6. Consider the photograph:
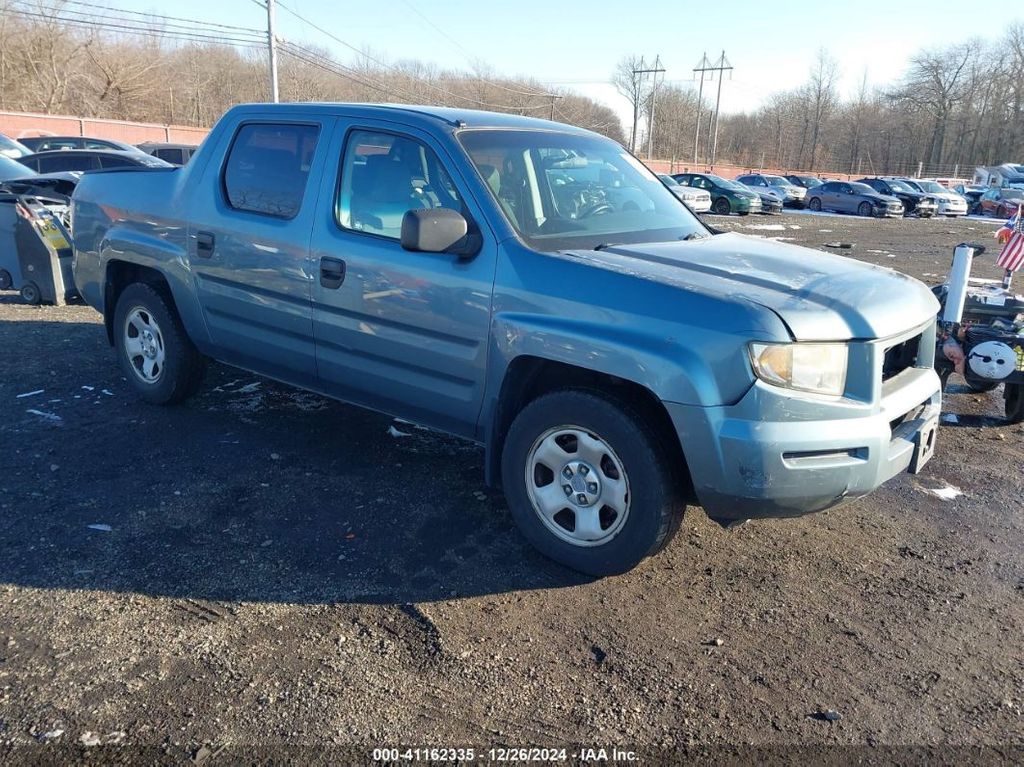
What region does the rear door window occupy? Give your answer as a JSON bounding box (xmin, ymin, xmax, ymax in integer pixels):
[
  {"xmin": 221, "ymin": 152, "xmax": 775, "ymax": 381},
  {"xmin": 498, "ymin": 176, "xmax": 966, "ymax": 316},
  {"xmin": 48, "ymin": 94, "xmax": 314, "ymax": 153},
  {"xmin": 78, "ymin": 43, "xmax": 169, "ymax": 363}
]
[
  {"xmin": 39, "ymin": 154, "xmax": 96, "ymax": 172},
  {"xmin": 223, "ymin": 123, "xmax": 320, "ymax": 218},
  {"xmin": 156, "ymin": 148, "xmax": 184, "ymax": 164},
  {"xmin": 98, "ymin": 155, "xmax": 133, "ymax": 168}
]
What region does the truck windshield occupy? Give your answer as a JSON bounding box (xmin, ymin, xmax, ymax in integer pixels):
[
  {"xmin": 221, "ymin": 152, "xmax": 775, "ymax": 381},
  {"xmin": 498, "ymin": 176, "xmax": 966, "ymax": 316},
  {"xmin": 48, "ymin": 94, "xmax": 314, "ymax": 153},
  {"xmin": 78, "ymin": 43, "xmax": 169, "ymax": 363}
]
[{"xmin": 458, "ymin": 129, "xmax": 707, "ymax": 250}]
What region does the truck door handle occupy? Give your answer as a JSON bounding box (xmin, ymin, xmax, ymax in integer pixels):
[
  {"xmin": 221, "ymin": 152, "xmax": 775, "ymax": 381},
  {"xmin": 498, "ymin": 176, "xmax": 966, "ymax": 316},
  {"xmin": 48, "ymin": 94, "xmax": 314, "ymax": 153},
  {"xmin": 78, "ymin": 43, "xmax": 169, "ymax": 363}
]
[
  {"xmin": 320, "ymin": 257, "xmax": 346, "ymax": 289},
  {"xmin": 196, "ymin": 231, "xmax": 215, "ymax": 258}
]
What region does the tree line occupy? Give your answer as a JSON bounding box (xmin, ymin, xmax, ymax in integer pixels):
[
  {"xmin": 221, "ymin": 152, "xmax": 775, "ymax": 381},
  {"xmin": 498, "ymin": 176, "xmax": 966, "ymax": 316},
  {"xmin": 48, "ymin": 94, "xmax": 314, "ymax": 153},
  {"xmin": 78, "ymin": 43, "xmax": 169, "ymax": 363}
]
[
  {"xmin": 621, "ymin": 26, "xmax": 1024, "ymax": 178},
  {"xmin": 0, "ymin": 1, "xmax": 625, "ymax": 144}
]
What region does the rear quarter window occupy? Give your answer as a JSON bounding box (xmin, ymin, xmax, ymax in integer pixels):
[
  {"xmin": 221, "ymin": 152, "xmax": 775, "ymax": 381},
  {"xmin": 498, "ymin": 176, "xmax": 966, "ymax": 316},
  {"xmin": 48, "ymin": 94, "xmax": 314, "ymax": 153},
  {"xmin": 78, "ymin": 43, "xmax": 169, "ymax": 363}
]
[{"xmin": 223, "ymin": 122, "xmax": 320, "ymax": 218}]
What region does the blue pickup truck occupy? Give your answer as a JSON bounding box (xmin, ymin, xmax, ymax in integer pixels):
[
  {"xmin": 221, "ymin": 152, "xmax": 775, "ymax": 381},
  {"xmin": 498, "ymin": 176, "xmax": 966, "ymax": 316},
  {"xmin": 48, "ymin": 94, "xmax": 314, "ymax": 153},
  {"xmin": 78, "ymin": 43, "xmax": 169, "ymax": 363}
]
[{"xmin": 71, "ymin": 103, "xmax": 942, "ymax": 576}]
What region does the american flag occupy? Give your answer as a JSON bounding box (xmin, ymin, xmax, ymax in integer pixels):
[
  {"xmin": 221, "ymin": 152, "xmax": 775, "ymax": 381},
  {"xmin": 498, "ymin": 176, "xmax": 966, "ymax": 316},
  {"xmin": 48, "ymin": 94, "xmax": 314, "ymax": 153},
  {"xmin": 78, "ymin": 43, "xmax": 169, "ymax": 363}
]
[{"xmin": 996, "ymin": 204, "xmax": 1024, "ymax": 271}]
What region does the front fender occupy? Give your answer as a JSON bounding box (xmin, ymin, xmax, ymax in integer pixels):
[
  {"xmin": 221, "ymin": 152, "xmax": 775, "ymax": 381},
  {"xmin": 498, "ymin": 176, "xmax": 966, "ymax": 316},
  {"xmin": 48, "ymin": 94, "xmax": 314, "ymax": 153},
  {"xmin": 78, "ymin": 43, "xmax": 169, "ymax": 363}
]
[{"xmin": 489, "ymin": 311, "xmax": 735, "ymax": 407}]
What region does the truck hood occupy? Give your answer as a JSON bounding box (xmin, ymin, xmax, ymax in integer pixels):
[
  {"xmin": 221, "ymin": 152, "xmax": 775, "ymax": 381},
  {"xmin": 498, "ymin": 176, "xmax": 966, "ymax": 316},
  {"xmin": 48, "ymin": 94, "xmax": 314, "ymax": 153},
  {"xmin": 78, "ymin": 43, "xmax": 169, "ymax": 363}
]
[{"xmin": 562, "ymin": 232, "xmax": 938, "ymax": 341}]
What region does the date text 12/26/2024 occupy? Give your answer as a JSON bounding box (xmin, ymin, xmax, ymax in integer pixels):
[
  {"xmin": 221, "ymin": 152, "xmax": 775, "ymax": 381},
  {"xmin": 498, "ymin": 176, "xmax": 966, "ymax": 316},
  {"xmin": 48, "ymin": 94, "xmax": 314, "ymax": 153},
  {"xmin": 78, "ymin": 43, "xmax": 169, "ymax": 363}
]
[{"xmin": 371, "ymin": 747, "xmax": 639, "ymax": 762}]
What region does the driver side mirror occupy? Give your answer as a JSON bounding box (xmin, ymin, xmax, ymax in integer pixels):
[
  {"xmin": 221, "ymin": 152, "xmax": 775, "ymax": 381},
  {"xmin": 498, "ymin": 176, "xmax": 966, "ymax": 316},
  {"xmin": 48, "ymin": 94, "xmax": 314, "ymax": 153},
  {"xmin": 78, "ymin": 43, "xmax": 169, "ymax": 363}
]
[{"xmin": 401, "ymin": 208, "xmax": 480, "ymax": 258}]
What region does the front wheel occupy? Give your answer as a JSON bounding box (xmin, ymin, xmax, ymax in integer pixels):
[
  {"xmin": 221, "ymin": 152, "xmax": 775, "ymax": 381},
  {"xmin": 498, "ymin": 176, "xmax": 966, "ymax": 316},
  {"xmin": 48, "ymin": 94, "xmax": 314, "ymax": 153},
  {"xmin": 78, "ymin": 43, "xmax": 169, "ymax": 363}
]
[
  {"xmin": 113, "ymin": 283, "xmax": 205, "ymax": 405},
  {"xmin": 712, "ymin": 197, "xmax": 731, "ymax": 215},
  {"xmin": 19, "ymin": 281, "xmax": 40, "ymax": 305},
  {"xmin": 501, "ymin": 390, "xmax": 683, "ymax": 576},
  {"xmin": 858, "ymin": 201, "xmax": 874, "ymax": 217},
  {"xmin": 808, "ymin": 197, "xmax": 822, "ymax": 212}
]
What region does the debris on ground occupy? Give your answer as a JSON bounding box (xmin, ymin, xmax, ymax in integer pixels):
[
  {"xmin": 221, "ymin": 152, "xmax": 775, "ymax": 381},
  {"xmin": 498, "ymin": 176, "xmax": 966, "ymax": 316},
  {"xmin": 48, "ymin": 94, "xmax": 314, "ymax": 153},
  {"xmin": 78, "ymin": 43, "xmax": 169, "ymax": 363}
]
[
  {"xmin": 86, "ymin": 524, "xmax": 112, "ymax": 532},
  {"xmin": 388, "ymin": 425, "xmax": 411, "ymax": 438},
  {"xmin": 823, "ymin": 242, "xmax": 854, "ymax": 249}
]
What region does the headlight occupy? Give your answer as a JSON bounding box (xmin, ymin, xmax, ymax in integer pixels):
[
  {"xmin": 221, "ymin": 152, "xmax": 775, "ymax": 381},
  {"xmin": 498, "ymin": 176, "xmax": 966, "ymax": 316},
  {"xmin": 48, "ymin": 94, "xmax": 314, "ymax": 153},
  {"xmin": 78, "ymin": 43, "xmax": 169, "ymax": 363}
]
[{"xmin": 748, "ymin": 342, "xmax": 848, "ymax": 396}]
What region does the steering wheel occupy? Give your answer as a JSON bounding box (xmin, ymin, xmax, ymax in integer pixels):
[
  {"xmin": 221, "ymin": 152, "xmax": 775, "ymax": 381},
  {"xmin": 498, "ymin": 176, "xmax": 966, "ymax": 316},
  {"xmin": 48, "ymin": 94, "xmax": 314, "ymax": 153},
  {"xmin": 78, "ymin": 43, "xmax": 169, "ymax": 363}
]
[{"xmin": 578, "ymin": 201, "xmax": 616, "ymax": 218}]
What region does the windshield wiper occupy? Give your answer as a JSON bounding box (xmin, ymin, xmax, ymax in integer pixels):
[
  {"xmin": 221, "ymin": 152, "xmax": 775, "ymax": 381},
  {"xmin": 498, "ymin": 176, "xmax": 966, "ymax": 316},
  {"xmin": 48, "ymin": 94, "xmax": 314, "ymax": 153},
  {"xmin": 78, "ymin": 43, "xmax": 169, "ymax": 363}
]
[
  {"xmin": 593, "ymin": 242, "xmax": 621, "ymax": 251},
  {"xmin": 681, "ymin": 231, "xmax": 709, "ymax": 241}
]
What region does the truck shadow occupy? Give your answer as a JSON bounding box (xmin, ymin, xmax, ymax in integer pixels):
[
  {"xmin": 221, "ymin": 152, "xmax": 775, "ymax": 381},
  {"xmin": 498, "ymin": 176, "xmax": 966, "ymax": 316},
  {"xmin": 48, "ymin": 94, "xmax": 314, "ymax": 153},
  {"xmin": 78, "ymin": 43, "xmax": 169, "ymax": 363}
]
[{"xmin": 0, "ymin": 316, "xmax": 591, "ymax": 605}]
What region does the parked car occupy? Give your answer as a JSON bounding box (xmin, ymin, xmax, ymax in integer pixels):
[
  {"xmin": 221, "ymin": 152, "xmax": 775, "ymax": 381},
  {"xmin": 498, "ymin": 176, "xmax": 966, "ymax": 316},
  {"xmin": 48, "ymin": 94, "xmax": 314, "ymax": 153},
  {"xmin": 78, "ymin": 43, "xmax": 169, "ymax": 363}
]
[
  {"xmin": 735, "ymin": 173, "xmax": 807, "ymax": 207},
  {"xmin": 899, "ymin": 179, "xmax": 968, "ymax": 217},
  {"xmin": 976, "ymin": 186, "xmax": 1024, "ymax": 218},
  {"xmin": 656, "ymin": 173, "xmax": 712, "ymax": 212},
  {"xmin": 0, "ymin": 133, "xmax": 30, "ymax": 159},
  {"xmin": 136, "ymin": 142, "xmax": 199, "ymax": 166},
  {"xmin": 806, "ymin": 181, "xmax": 904, "ymax": 217},
  {"xmin": 856, "ymin": 177, "xmax": 937, "ymax": 217},
  {"xmin": 784, "ymin": 174, "xmax": 824, "ymax": 191},
  {"xmin": 672, "ymin": 172, "xmax": 762, "ymax": 215},
  {"xmin": 17, "ymin": 149, "xmax": 173, "ymax": 174},
  {"xmin": 739, "ymin": 183, "xmax": 784, "ymax": 214},
  {"xmin": 0, "ymin": 155, "xmax": 79, "ymax": 200},
  {"xmin": 18, "ymin": 135, "xmax": 146, "ymax": 154},
  {"xmin": 954, "ymin": 184, "xmax": 986, "ymax": 214},
  {"xmin": 71, "ymin": 102, "xmax": 942, "ymax": 576}
]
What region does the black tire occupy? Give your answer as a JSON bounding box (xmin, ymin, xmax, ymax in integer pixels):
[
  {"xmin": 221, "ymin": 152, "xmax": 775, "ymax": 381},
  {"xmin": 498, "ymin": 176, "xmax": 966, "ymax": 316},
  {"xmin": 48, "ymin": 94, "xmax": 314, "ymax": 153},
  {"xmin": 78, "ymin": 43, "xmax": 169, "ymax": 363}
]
[
  {"xmin": 713, "ymin": 197, "xmax": 731, "ymax": 215},
  {"xmin": 113, "ymin": 282, "xmax": 205, "ymax": 405},
  {"xmin": 501, "ymin": 390, "xmax": 684, "ymax": 577},
  {"xmin": 858, "ymin": 201, "xmax": 873, "ymax": 217},
  {"xmin": 0, "ymin": 269, "xmax": 11, "ymax": 290},
  {"xmin": 19, "ymin": 281, "xmax": 40, "ymax": 305},
  {"xmin": 1005, "ymin": 385, "xmax": 1024, "ymax": 424},
  {"xmin": 808, "ymin": 197, "xmax": 822, "ymax": 212},
  {"xmin": 965, "ymin": 378, "xmax": 999, "ymax": 393}
]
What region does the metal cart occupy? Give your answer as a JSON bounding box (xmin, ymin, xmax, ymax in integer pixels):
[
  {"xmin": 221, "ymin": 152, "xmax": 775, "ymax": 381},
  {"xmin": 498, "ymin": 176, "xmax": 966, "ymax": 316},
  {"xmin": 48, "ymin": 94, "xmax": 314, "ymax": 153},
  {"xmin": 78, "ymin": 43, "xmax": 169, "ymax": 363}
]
[
  {"xmin": 0, "ymin": 192, "xmax": 76, "ymax": 305},
  {"xmin": 933, "ymin": 243, "xmax": 1024, "ymax": 423}
]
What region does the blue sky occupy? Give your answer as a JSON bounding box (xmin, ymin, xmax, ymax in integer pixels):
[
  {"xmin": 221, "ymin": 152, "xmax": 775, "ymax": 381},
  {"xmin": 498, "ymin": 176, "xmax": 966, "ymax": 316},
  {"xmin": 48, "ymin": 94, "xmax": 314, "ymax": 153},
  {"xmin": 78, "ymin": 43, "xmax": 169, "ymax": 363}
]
[{"xmin": 97, "ymin": 1, "xmax": 1019, "ymax": 122}]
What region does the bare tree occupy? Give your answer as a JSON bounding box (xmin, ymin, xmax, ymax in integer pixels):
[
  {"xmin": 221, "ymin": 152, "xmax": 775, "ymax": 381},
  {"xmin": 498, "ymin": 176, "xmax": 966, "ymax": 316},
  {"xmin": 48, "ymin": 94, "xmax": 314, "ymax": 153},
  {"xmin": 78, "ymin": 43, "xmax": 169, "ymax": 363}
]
[{"xmin": 612, "ymin": 55, "xmax": 647, "ymax": 153}]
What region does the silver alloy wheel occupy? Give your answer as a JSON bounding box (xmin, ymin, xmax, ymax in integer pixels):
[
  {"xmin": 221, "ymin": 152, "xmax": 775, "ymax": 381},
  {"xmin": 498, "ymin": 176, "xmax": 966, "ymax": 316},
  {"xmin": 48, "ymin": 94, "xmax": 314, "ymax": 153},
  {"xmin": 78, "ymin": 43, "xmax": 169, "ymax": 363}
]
[
  {"xmin": 123, "ymin": 306, "xmax": 166, "ymax": 384},
  {"xmin": 524, "ymin": 425, "xmax": 630, "ymax": 547}
]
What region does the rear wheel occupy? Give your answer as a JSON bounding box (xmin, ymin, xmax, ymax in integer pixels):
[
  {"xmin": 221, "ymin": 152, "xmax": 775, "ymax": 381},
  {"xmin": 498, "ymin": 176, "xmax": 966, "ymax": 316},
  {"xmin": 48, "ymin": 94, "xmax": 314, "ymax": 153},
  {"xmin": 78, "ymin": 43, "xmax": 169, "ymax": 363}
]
[
  {"xmin": 113, "ymin": 283, "xmax": 205, "ymax": 405},
  {"xmin": 1006, "ymin": 385, "xmax": 1024, "ymax": 424},
  {"xmin": 19, "ymin": 281, "xmax": 40, "ymax": 305},
  {"xmin": 808, "ymin": 197, "xmax": 822, "ymax": 212},
  {"xmin": 501, "ymin": 390, "xmax": 683, "ymax": 576},
  {"xmin": 0, "ymin": 269, "xmax": 11, "ymax": 290},
  {"xmin": 858, "ymin": 201, "xmax": 873, "ymax": 217},
  {"xmin": 713, "ymin": 197, "xmax": 731, "ymax": 215}
]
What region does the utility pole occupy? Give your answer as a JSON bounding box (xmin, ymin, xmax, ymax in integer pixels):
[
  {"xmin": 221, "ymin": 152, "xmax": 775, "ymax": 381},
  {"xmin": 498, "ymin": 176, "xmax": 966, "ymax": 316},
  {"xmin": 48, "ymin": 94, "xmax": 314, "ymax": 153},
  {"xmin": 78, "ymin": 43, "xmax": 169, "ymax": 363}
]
[
  {"xmin": 629, "ymin": 56, "xmax": 644, "ymax": 153},
  {"xmin": 266, "ymin": 0, "xmax": 280, "ymax": 103},
  {"xmin": 709, "ymin": 50, "xmax": 731, "ymax": 165},
  {"xmin": 645, "ymin": 55, "xmax": 664, "ymax": 159},
  {"xmin": 692, "ymin": 52, "xmax": 709, "ymax": 164},
  {"xmin": 630, "ymin": 57, "xmax": 665, "ymax": 159},
  {"xmin": 693, "ymin": 51, "xmax": 732, "ymax": 165},
  {"xmin": 548, "ymin": 93, "xmax": 563, "ymax": 121}
]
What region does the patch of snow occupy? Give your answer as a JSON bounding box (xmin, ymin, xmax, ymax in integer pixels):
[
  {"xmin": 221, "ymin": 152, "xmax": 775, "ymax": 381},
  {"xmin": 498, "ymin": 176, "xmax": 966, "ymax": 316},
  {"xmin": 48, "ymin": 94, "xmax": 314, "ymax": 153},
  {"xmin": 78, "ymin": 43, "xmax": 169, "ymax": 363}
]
[
  {"xmin": 941, "ymin": 413, "xmax": 959, "ymax": 424},
  {"xmin": 86, "ymin": 523, "xmax": 112, "ymax": 532},
  {"xmin": 388, "ymin": 425, "xmax": 411, "ymax": 438},
  {"xmin": 26, "ymin": 409, "xmax": 61, "ymax": 423},
  {"xmin": 16, "ymin": 389, "xmax": 44, "ymax": 398},
  {"xmin": 745, "ymin": 223, "xmax": 786, "ymax": 231},
  {"xmin": 929, "ymin": 484, "xmax": 963, "ymax": 501}
]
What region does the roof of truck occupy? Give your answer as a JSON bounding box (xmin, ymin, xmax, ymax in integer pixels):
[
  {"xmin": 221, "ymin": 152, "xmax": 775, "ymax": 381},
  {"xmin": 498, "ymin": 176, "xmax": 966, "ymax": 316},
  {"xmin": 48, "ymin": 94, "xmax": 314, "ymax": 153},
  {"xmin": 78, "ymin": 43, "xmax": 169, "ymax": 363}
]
[{"xmin": 228, "ymin": 102, "xmax": 598, "ymax": 134}]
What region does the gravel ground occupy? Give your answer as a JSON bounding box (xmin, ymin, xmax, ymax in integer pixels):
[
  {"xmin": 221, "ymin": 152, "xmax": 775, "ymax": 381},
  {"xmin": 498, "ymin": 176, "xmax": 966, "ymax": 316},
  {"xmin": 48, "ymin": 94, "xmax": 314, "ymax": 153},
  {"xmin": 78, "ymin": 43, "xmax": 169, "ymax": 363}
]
[{"xmin": 0, "ymin": 212, "xmax": 1022, "ymax": 761}]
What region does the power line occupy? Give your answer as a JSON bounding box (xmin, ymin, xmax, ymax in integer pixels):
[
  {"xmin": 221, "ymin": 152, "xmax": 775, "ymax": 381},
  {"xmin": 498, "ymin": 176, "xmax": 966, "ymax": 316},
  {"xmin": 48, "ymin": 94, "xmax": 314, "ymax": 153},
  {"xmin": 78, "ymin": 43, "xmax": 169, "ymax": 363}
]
[
  {"xmin": 57, "ymin": 0, "xmax": 266, "ymax": 35},
  {"xmin": 396, "ymin": 0, "xmax": 554, "ymax": 100},
  {"xmin": 272, "ymin": 0, "xmax": 551, "ymax": 112},
  {"xmin": 7, "ymin": 8, "xmax": 267, "ymax": 48}
]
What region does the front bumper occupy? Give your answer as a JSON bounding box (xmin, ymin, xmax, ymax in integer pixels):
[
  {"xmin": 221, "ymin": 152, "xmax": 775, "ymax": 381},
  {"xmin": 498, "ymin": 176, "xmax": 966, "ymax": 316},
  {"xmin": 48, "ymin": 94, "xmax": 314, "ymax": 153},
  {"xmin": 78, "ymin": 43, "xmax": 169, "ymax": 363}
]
[
  {"xmin": 666, "ymin": 323, "xmax": 942, "ymax": 524},
  {"xmin": 686, "ymin": 197, "xmax": 713, "ymax": 213},
  {"xmin": 937, "ymin": 200, "xmax": 968, "ymax": 216}
]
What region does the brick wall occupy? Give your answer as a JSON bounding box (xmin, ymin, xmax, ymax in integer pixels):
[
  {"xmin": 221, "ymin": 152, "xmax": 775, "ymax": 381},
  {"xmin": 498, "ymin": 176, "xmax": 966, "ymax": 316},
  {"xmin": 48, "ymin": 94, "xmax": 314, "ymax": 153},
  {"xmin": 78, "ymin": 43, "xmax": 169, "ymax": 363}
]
[{"xmin": 0, "ymin": 110, "xmax": 209, "ymax": 145}]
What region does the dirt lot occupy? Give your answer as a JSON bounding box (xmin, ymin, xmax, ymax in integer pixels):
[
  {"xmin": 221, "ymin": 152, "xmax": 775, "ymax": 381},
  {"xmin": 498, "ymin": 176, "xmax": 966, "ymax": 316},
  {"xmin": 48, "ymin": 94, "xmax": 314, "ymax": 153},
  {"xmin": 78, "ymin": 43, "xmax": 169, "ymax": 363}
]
[{"xmin": 0, "ymin": 212, "xmax": 1022, "ymax": 761}]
